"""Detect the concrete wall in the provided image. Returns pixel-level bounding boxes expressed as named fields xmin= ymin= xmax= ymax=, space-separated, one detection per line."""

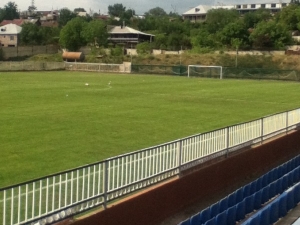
xmin=2 ymin=45 xmax=59 ymax=59
xmin=215 ymin=50 xmax=286 ymax=55
xmin=70 ymin=130 xmax=300 ymax=225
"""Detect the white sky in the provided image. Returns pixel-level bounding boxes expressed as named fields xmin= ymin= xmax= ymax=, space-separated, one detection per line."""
xmin=8 ymin=0 xmax=291 ymax=15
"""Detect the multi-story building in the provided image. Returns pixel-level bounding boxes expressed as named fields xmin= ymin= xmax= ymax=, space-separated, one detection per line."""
xmin=182 ymin=2 xmax=289 ymax=22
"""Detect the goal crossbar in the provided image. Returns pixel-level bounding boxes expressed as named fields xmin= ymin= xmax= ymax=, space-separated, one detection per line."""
xmin=188 ymin=65 xmax=223 ymax=79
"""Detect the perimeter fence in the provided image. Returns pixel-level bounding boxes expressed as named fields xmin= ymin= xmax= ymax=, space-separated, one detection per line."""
xmin=1 ymin=108 xmax=300 ymax=225
xmin=0 ymin=62 xmax=65 ymax=71
xmin=131 ymin=64 xmax=300 ymax=81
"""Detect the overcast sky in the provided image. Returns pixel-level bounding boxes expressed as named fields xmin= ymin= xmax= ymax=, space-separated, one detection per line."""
xmin=11 ymin=0 xmax=290 ymax=15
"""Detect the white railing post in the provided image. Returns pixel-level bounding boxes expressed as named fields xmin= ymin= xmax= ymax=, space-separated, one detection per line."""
xmin=226 ymin=127 xmax=230 ymax=157
xmin=261 ymin=117 xmax=264 ymax=144
xmin=103 ymin=161 xmax=109 ymax=209
xmin=178 ymin=139 xmax=183 ymax=176
xmin=286 ymin=111 xmax=289 ymax=134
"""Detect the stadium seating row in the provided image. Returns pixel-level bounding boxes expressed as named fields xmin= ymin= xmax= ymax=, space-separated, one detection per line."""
xmin=178 ymin=154 xmax=300 ymax=225
xmin=241 ymin=182 xmax=300 ymax=225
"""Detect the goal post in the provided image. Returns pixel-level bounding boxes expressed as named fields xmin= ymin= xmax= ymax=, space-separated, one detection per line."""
xmin=188 ymin=65 xmax=223 ymax=79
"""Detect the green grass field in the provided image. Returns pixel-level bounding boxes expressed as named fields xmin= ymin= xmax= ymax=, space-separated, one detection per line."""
xmin=1 ymin=71 xmax=300 ymax=188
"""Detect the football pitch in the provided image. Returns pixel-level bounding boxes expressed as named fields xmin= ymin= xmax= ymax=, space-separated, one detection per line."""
xmin=1 ymin=71 xmax=300 ymax=188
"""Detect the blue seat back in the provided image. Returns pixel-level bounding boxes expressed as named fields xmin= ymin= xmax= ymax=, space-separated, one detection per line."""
xmin=236 ymin=199 xmax=246 ymax=221
xmin=210 ymin=202 xmax=220 ymax=218
xmin=245 ymin=194 xmax=254 ymax=214
xmin=226 ymin=205 xmax=236 ymax=225
xmin=219 ymin=197 xmax=228 ymax=213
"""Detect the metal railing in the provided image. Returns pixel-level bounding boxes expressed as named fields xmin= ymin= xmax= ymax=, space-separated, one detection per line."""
xmin=1 ymin=108 xmax=300 ymax=225
xmin=65 ymin=62 xmax=131 ymax=73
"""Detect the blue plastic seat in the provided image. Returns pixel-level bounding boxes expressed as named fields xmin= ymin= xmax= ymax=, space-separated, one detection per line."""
xmin=278 ymin=192 xmax=288 ymax=218
xmin=282 ymin=163 xmax=287 ymax=176
xmin=294 ymin=183 xmax=300 ymax=204
xmin=276 ymin=177 xmax=283 ymax=194
xmin=269 ymin=198 xmax=279 ymax=224
xmin=200 ymin=207 xmax=211 ymax=224
xmin=245 ymin=194 xmax=254 ymax=214
xmin=204 ymin=217 xmax=215 ymax=225
xmin=190 ymin=212 xmax=200 ymax=225
xmin=249 ymin=214 xmax=260 ymax=225
xmin=250 ymin=180 xmax=257 ymax=195
xmin=243 ymin=184 xmax=251 ymax=199
xmin=219 ymin=197 xmax=228 ymax=213
xmin=261 ymin=186 xmax=269 ymax=204
xmin=282 ymin=175 xmax=288 ymax=191
xmin=277 ymin=165 xmax=283 ymax=178
xmin=226 ymin=205 xmax=236 ymax=225
xmin=235 ymin=188 xmax=244 ymax=203
xmin=288 ymin=172 xmax=294 ymax=187
xmin=261 ymin=174 xmax=268 ymax=188
xmin=210 ymin=202 xmax=220 ymax=218
xmin=254 ymin=189 xmax=262 ymax=210
xmin=287 ymin=189 xmax=296 ymax=211
xmin=256 ymin=177 xmax=262 ymax=191
xmin=259 ymin=206 xmax=270 ymax=225
xmin=269 ymin=182 xmax=277 ymax=198
xmin=228 ymin=192 xmax=236 ymax=207
xmin=215 ymin=211 xmax=226 ymax=225
xmin=287 ymin=160 xmax=292 ymax=173
xmin=236 ymin=199 xmax=246 ymax=221
xmin=272 ymin=167 xmax=279 ymax=181
xmin=294 ymin=167 xmax=300 ymax=183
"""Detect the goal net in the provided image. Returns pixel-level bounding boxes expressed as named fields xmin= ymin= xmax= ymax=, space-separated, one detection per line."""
xmin=188 ymin=65 xmax=223 ymax=79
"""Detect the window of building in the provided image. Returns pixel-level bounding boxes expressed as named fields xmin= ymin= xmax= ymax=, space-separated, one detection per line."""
xmin=236 ymin=5 xmax=241 ymax=9
xmin=195 ymin=8 xmax=200 ymax=12
xmin=251 ymin=4 xmax=256 ymax=8
xmin=271 ymin=4 xmax=276 ymax=8
xmin=282 ymin=3 xmax=287 ymax=7
xmin=243 ymin=4 xmax=247 ymax=9
xmin=10 ymin=36 xmax=14 ymax=41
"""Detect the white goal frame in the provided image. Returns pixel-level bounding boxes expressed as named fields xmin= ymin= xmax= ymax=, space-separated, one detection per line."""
xmin=188 ymin=65 xmax=223 ymax=79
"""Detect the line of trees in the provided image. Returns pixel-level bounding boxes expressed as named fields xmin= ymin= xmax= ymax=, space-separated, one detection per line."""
xmin=1 ymin=1 xmax=300 ymax=52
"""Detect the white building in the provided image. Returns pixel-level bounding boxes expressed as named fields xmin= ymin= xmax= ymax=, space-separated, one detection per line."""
xmin=0 ymin=24 xmax=22 ymax=47
xmin=182 ymin=2 xmax=289 ymax=22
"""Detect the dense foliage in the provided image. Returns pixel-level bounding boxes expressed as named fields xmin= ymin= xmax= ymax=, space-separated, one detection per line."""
xmin=1 ymin=1 xmax=300 ymax=51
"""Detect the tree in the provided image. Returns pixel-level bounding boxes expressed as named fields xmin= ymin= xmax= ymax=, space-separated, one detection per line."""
xmin=81 ymin=20 xmax=108 ymax=47
xmin=74 ymin=8 xmax=86 ymax=13
xmin=243 ymin=8 xmax=272 ymax=29
xmin=145 ymin=7 xmax=167 ymax=17
xmin=0 ymin=1 xmax=19 ymax=22
xmin=108 ymin=3 xmax=126 ymax=17
xmin=220 ymin=20 xmax=249 ymax=47
xmin=290 ymin=0 xmax=300 ymax=5
xmin=59 ymin=17 xmax=88 ymax=51
xmin=58 ymin=8 xmax=77 ymax=27
xmin=20 ymin=23 xmax=41 ymax=45
xmin=249 ymin=20 xmax=293 ymax=49
xmin=276 ymin=4 xmax=300 ymax=30
xmin=205 ymin=9 xmax=239 ymax=33
xmin=20 ymin=23 xmax=60 ymax=45
xmin=136 ymin=42 xmax=151 ymax=54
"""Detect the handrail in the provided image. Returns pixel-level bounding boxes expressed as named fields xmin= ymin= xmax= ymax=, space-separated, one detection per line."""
xmin=1 ymin=107 xmax=300 ymax=225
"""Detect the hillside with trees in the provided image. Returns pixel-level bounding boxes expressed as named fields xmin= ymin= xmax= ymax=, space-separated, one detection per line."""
xmin=1 ymin=1 xmax=300 ymax=63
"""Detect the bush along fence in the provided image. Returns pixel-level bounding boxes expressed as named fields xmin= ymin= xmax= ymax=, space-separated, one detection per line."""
xmin=1 ymin=108 xmax=300 ymax=225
